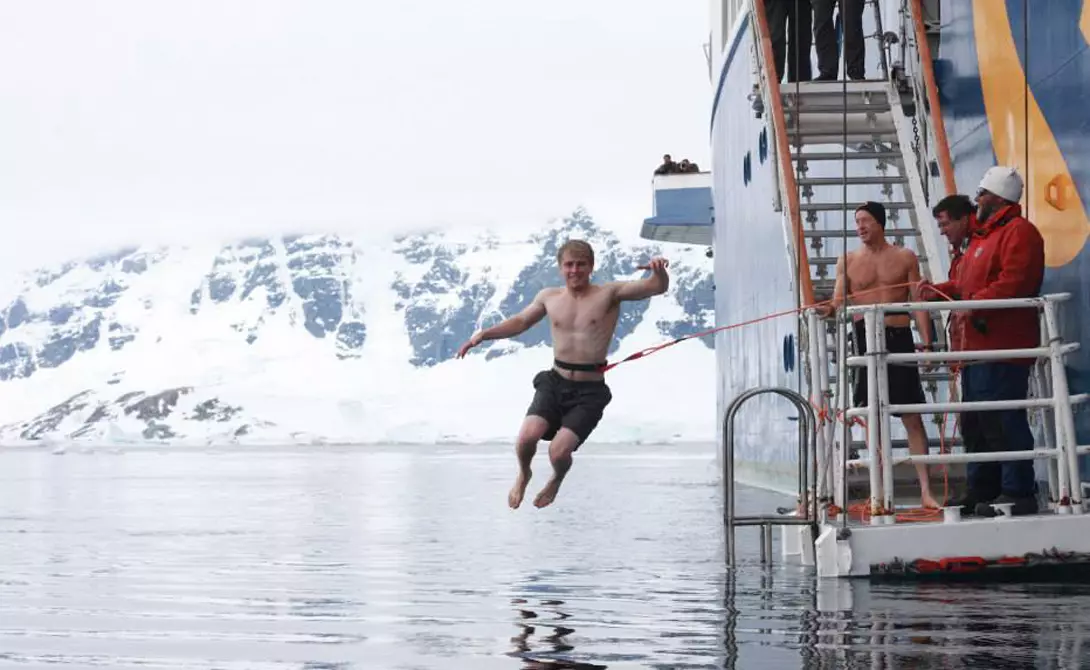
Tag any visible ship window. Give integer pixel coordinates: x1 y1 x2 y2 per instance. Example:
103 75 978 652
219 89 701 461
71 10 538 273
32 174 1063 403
783 334 795 372
721 1 731 49
721 0 746 50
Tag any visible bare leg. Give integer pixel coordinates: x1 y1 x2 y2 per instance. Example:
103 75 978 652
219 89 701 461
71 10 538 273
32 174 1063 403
902 414 940 508
534 427 581 509
510 416 548 509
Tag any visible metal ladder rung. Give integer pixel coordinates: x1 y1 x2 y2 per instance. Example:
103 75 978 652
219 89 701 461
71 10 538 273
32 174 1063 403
789 133 898 147
796 176 908 186
810 255 928 267
792 150 902 161
802 229 919 240
784 103 893 114
780 79 893 96
800 201 914 212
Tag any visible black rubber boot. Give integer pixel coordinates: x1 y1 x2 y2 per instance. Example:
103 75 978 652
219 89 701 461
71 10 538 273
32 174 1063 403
974 493 1039 518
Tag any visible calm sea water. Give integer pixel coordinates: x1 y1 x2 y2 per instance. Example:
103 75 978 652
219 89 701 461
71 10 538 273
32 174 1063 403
1 444 1089 669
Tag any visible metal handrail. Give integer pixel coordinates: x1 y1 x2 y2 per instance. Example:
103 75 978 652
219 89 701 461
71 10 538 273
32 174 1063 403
831 293 1084 519
843 292 1072 315
748 0 815 307
906 0 956 197
722 386 818 566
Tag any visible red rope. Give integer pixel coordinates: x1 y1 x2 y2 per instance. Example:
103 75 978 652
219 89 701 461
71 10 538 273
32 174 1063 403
600 281 955 373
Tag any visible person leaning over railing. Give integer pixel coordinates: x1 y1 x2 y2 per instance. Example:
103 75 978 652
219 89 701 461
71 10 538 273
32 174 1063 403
917 166 1046 517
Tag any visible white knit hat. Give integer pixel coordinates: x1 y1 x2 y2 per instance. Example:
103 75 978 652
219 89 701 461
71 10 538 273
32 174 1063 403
978 165 1024 203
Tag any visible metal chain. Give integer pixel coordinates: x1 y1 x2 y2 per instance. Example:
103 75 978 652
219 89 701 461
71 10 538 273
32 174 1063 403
911 111 926 201
911 113 921 160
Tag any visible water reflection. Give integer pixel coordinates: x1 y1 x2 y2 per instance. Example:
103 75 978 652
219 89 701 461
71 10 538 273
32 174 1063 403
507 598 606 669
720 564 1090 669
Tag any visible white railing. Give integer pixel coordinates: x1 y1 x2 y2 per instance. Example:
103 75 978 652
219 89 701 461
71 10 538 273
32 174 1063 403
806 293 1085 523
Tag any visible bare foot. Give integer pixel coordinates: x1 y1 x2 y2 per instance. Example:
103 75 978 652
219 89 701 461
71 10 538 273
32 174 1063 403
509 471 531 509
921 493 941 510
533 477 563 508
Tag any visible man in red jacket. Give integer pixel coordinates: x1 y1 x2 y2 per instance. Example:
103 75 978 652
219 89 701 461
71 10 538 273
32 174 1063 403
931 194 976 352
918 166 1045 517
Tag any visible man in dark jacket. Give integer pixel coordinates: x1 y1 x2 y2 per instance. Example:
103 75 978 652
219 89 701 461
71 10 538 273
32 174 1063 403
918 167 1045 516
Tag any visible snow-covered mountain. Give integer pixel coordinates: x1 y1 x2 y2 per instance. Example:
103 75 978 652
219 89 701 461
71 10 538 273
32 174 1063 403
0 208 717 446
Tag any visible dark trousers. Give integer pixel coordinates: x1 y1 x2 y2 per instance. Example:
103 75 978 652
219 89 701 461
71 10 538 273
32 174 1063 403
960 363 1037 500
766 0 813 83
812 0 866 80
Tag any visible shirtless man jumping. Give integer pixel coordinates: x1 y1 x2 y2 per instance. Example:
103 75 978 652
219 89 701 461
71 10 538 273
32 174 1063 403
817 201 939 509
457 240 670 509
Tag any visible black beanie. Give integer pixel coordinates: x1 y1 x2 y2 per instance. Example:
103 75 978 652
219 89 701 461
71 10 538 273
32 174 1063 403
856 201 887 228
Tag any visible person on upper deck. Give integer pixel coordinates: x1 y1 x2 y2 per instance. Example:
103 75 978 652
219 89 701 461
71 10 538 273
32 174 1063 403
817 200 939 510
654 154 679 175
931 194 977 353
917 167 1046 517
766 0 813 83
678 159 700 173
813 0 866 81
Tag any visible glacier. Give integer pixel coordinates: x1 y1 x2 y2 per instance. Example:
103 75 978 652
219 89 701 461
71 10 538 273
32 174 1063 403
0 208 719 446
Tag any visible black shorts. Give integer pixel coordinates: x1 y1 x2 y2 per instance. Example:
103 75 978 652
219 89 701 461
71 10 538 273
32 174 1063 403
851 319 926 415
525 369 613 447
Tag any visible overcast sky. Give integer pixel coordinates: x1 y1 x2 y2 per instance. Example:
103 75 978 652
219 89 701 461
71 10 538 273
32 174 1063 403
0 1 712 271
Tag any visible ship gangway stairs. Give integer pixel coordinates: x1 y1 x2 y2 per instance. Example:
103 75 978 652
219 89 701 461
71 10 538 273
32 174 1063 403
748 0 966 511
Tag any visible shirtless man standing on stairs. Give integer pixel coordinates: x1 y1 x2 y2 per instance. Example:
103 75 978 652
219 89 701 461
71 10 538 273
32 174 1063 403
817 201 939 509
457 240 670 509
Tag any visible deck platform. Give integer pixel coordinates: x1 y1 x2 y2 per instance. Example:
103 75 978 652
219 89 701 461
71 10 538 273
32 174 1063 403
782 505 1090 578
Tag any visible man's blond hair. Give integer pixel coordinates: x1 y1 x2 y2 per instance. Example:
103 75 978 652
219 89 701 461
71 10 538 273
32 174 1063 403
556 239 594 265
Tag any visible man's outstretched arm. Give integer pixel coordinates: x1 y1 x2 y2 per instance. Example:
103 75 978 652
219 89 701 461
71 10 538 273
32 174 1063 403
457 290 549 358
611 257 670 302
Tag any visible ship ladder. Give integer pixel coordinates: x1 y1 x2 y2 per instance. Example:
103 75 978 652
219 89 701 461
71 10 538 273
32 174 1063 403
721 386 819 567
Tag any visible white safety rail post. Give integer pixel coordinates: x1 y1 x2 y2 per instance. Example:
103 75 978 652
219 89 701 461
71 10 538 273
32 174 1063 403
1033 311 1061 509
806 310 830 517
864 309 884 521
817 314 837 513
835 312 850 523
842 293 1086 521
1042 299 1084 510
874 319 895 521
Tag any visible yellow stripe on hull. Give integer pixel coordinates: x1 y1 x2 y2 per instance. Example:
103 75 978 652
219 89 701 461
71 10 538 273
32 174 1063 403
973 0 1090 267
1083 0 1090 44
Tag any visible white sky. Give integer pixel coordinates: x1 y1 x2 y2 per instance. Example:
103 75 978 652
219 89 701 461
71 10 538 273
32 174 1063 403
0 1 712 272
